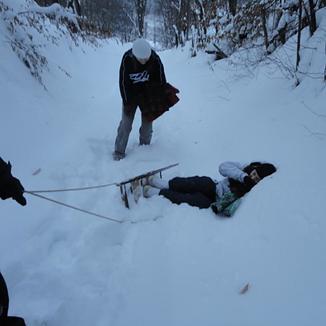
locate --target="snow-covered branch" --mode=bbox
[0,0,97,86]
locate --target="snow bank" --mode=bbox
[0,1,326,326]
[0,0,90,85]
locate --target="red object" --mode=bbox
[140,83,180,121]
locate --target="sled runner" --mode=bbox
[117,163,179,208]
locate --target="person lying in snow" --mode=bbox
[143,161,277,216]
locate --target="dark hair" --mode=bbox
[243,162,276,179]
[229,162,277,198]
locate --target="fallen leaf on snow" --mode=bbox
[32,168,42,176]
[239,283,250,295]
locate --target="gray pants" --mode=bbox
[114,104,153,154]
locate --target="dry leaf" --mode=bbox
[239,283,250,295]
[32,168,42,176]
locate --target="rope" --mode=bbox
[25,191,164,225]
[25,191,123,224]
[24,163,179,224]
[27,163,179,194]
[26,182,118,194]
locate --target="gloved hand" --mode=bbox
[0,160,27,206]
[211,203,219,215]
[243,175,256,192]
[1,177,27,206]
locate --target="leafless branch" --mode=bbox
[302,125,326,139]
[302,101,326,118]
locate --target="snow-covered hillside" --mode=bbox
[1,1,326,326]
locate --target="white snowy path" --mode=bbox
[1,37,326,325]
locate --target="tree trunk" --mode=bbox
[261,5,269,50]
[135,0,147,37]
[228,0,237,16]
[308,0,317,36]
[67,0,81,15]
[324,38,326,81]
[296,0,303,71]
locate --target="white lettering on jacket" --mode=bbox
[129,71,150,84]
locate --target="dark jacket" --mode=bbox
[0,158,12,198]
[0,272,9,319]
[119,49,166,106]
[0,158,26,206]
[0,272,26,325]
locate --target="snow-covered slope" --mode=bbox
[1,2,326,326]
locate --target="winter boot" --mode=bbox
[143,185,160,198]
[112,151,125,161]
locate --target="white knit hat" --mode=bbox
[132,39,151,60]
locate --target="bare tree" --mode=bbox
[228,0,237,16]
[260,3,269,50]
[80,0,136,40]
[191,0,219,49]
[302,0,317,36]
[134,0,147,36]
[67,0,81,15]
[158,0,187,47]
[307,0,317,35]
[324,41,326,81]
[296,0,303,71]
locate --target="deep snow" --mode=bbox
[1,3,326,326]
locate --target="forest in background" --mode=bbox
[4,0,326,84]
[34,1,325,53]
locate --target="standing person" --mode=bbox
[1,157,26,325]
[0,272,26,326]
[0,272,9,323]
[143,161,277,216]
[113,38,167,161]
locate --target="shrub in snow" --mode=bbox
[0,0,97,85]
[210,0,295,55]
[204,0,324,60]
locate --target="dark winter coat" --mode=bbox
[119,49,180,121]
[0,272,26,326]
[119,49,166,107]
[0,157,13,199]
[0,157,26,206]
[0,272,9,319]
[119,49,179,121]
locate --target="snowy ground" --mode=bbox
[1,6,326,326]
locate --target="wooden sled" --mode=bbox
[117,163,179,208]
